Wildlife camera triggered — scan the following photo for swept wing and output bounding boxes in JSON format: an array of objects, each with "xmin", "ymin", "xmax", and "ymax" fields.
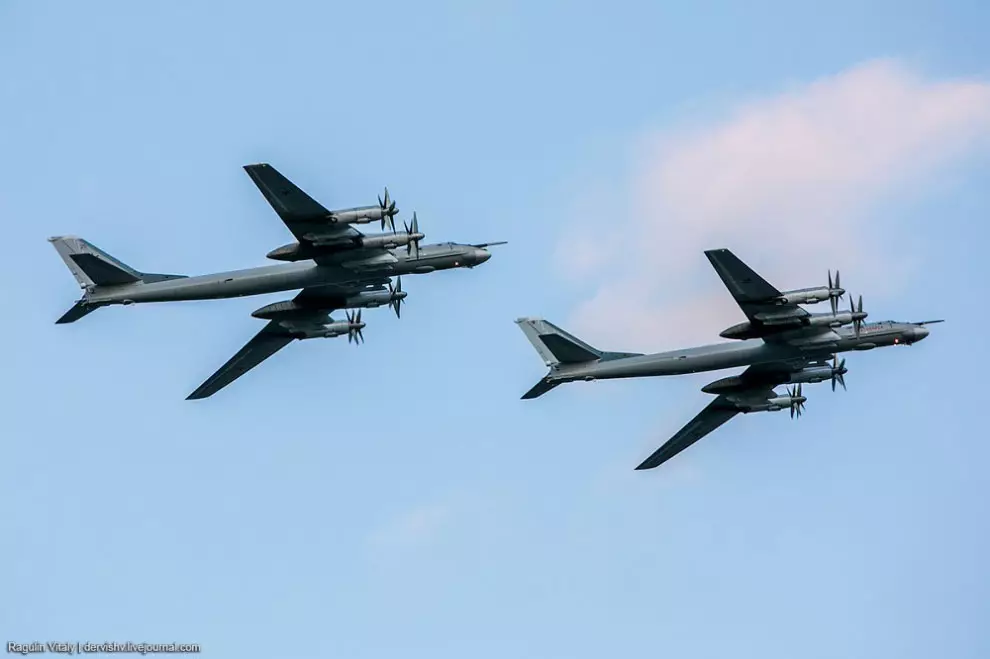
[
  {"xmin": 635, "ymin": 360, "xmax": 821, "ymax": 470},
  {"xmin": 705, "ymin": 248, "xmax": 839, "ymax": 345},
  {"xmin": 243, "ymin": 163, "xmax": 393, "ymax": 264},
  {"xmin": 186, "ymin": 281, "xmax": 387, "ymax": 400}
]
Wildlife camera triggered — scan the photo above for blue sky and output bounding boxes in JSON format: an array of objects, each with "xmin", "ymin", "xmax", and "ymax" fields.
[{"xmin": 2, "ymin": 1, "xmax": 988, "ymax": 657}]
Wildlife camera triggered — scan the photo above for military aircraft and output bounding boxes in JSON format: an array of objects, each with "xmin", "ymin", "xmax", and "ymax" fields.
[
  {"xmin": 51, "ymin": 163, "xmax": 504, "ymax": 399},
  {"xmin": 516, "ymin": 248, "xmax": 942, "ymax": 470}
]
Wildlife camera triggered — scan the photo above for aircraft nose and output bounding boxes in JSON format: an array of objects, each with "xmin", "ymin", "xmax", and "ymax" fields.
[
  {"xmin": 912, "ymin": 326, "xmax": 929, "ymax": 342},
  {"xmin": 474, "ymin": 248, "xmax": 491, "ymax": 264}
]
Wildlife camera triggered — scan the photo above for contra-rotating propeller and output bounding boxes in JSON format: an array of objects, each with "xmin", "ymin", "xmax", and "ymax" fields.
[
  {"xmin": 388, "ymin": 276, "xmax": 405, "ymax": 319},
  {"xmin": 378, "ymin": 187, "xmax": 398, "ymax": 232},
  {"xmin": 828, "ymin": 270, "xmax": 846, "ymax": 314},
  {"xmin": 404, "ymin": 212, "xmax": 422, "ymax": 259},
  {"xmin": 345, "ymin": 309, "xmax": 365, "ymax": 344},
  {"xmin": 850, "ymin": 294, "xmax": 866, "ymax": 336},
  {"xmin": 786, "ymin": 384, "xmax": 807, "ymax": 419},
  {"xmin": 831, "ymin": 356, "xmax": 848, "ymax": 392}
]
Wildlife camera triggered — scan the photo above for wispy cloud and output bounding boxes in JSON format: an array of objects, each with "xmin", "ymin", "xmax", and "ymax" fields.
[
  {"xmin": 557, "ymin": 60, "xmax": 990, "ymax": 351},
  {"xmin": 367, "ymin": 502, "xmax": 452, "ymax": 554}
]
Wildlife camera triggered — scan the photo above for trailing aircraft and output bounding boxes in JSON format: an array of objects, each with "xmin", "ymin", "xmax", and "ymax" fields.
[
  {"xmin": 51, "ymin": 163, "xmax": 504, "ymax": 399},
  {"xmin": 516, "ymin": 249, "xmax": 941, "ymax": 470}
]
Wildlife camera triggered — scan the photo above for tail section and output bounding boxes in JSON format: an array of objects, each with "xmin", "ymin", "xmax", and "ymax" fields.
[
  {"xmin": 521, "ymin": 376, "xmax": 562, "ymax": 400},
  {"xmin": 514, "ymin": 317, "xmax": 642, "ymax": 399},
  {"xmin": 49, "ymin": 236, "xmax": 142, "ymax": 288},
  {"xmin": 55, "ymin": 301, "xmax": 100, "ymax": 324},
  {"xmin": 49, "ymin": 236, "xmax": 187, "ymax": 323},
  {"xmin": 515, "ymin": 317, "xmax": 604, "ymax": 366}
]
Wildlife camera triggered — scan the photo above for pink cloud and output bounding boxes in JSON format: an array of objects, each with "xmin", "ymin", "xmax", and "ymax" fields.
[{"xmin": 559, "ymin": 60, "xmax": 990, "ymax": 349}]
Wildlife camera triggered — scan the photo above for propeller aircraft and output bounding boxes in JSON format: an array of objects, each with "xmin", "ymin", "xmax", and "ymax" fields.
[
  {"xmin": 516, "ymin": 248, "xmax": 942, "ymax": 470},
  {"xmin": 50, "ymin": 163, "xmax": 505, "ymax": 399}
]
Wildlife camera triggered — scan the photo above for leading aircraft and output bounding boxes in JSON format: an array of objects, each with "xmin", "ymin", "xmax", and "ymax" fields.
[
  {"xmin": 516, "ymin": 249, "xmax": 941, "ymax": 470},
  {"xmin": 51, "ymin": 163, "xmax": 504, "ymax": 399}
]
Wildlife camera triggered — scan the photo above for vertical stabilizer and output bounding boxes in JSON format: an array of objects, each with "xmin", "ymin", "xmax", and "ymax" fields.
[
  {"xmin": 514, "ymin": 317, "xmax": 603, "ymax": 366},
  {"xmin": 49, "ymin": 236, "xmax": 142, "ymax": 288}
]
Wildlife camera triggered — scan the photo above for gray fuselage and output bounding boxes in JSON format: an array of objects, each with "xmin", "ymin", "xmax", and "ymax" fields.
[
  {"xmin": 552, "ymin": 322, "xmax": 930, "ymax": 382},
  {"xmin": 87, "ymin": 242, "xmax": 490, "ymax": 305}
]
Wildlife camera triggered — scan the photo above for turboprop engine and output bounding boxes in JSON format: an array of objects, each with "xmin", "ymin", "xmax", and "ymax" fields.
[
  {"xmin": 266, "ymin": 214, "xmax": 425, "ymax": 262},
  {"xmin": 719, "ymin": 295, "xmax": 867, "ymax": 340},
  {"xmin": 251, "ymin": 279, "xmax": 407, "ymax": 320},
  {"xmin": 322, "ymin": 188, "xmax": 399, "ymax": 231},
  {"xmin": 737, "ymin": 385, "xmax": 806, "ymax": 417},
  {"xmin": 282, "ymin": 310, "xmax": 366, "ymax": 343},
  {"xmin": 773, "ymin": 270, "xmax": 846, "ymax": 312},
  {"xmin": 702, "ymin": 357, "xmax": 848, "ymax": 394}
]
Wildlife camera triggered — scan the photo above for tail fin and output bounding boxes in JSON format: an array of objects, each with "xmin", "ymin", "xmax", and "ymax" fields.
[
  {"xmin": 49, "ymin": 235, "xmax": 187, "ymax": 289},
  {"xmin": 515, "ymin": 317, "xmax": 605, "ymax": 366},
  {"xmin": 49, "ymin": 236, "xmax": 187, "ymax": 323},
  {"xmin": 515, "ymin": 318, "xmax": 642, "ymax": 400},
  {"xmin": 49, "ymin": 236, "xmax": 144, "ymax": 288}
]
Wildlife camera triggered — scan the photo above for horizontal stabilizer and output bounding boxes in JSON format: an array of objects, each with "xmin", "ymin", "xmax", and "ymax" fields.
[
  {"xmin": 521, "ymin": 377, "xmax": 561, "ymax": 400},
  {"xmin": 56, "ymin": 301, "xmax": 100, "ymax": 324}
]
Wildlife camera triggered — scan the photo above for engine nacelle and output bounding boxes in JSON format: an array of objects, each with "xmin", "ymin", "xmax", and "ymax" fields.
[
  {"xmin": 353, "ymin": 231, "xmax": 421, "ymax": 251},
  {"xmin": 719, "ymin": 322, "xmax": 758, "ymax": 340},
  {"xmin": 252, "ymin": 290, "xmax": 400, "ymax": 320},
  {"xmin": 774, "ymin": 287, "xmax": 831, "ymax": 306},
  {"xmin": 719, "ymin": 317, "xmax": 798, "ymax": 339},
  {"xmin": 252, "ymin": 300, "xmax": 308, "ymax": 319},
  {"xmin": 738, "ymin": 396, "xmax": 795, "ymax": 413},
  {"xmin": 288, "ymin": 321, "xmax": 352, "ymax": 340},
  {"xmin": 267, "ymin": 242, "xmax": 316, "ymax": 262},
  {"xmin": 702, "ymin": 366, "xmax": 834, "ymax": 394},
  {"xmin": 325, "ymin": 206, "xmax": 388, "ymax": 225},
  {"xmin": 266, "ymin": 230, "xmax": 423, "ymax": 262},
  {"xmin": 753, "ymin": 307, "xmax": 806, "ymax": 325},
  {"xmin": 805, "ymin": 311, "xmax": 853, "ymax": 328}
]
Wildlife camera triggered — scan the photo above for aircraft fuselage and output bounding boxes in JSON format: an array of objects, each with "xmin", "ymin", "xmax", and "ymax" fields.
[
  {"xmin": 86, "ymin": 243, "xmax": 490, "ymax": 305},
  {"xmin": 552, "ymin": 322, "xmax": 929, "ymax": 383}
]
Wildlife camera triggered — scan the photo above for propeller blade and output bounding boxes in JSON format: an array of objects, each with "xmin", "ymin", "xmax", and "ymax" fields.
[
  {"xmin": 828, "ymin": 269, "xmax": 833, "ymax": 290},
  {"xmin": 835, "ymin": 270, "xmax": 841, "ymax": 291}
]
